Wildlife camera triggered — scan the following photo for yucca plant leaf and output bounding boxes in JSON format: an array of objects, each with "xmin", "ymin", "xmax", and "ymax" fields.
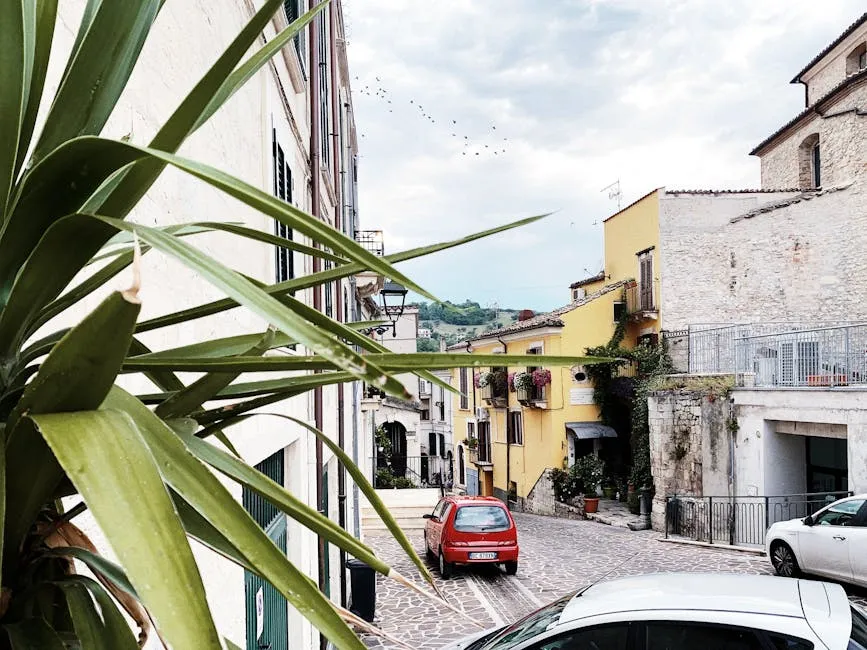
[
  {"xmin": 196, "ymin": 221, "xmax": 347, "ymax": 263},
  {"xmin": 90, "ymin": 0, "xmax": 325, "ymax": 220},
  {"xmin": 214, "ymin": 413, "xmax": 437, "ymax": 591},
  {"xmin": 182, "ymin": 432, "xmax": 391, "ymax": 574},
  {"xmin": 27, "ymin": 409, "xmax": 221, "ymax": 649},
  {"xmin": 0, "ymin": 141, "xmax": 144, "ymax": 307},
  {"xmin": 192, "ymin": 389, "xmax": 308, "ymax": 428},
  {"xmin": 0, "ymin": 1, "xmax": 27, "ymax": 211},
  {"xmin": 30, "ymin": 0, "xmax": 161, "ymax": 165},
  {"xmin": 139, "ymin": 372, "xmax": 354, "ymax": 405},
  {"xmin": 127, "ymin": 337, "xmax": 185, "ymax": 393},
  {"xmin": 124, "ymin": 353, "xmax": 612, "ymax": 373},
  {"xmin": 54, "ymin": 576, "xmax": 138, "ymax": 650},
  {"xmin": 136, "ymin": 213, "xmax": 546, "ymax": 333},
  {"xmin": 154, "ymin": 329, "xmax": 274, "ymax": 419},
  {"xmin": 45, "ymin": 547, "xmax": 138, "ymax": 601},
  {"xmin": 80, "ymin": 212, "xmax": 411, "ymax": 399},
  {"xmin": 102, "ymin": 387, "xmax": 366, "ymax": 650},
  {"xmin": 131, "ymin": 331, "xmax": 297, "ymax": 360},
  {"xmin": 4, "ymin": 617, "xmax": 66, "ymax": 649},
  {"xmin": 4, "ymin": 289, "xmax": 140, "ymax": 570},
  {"xmin": 14, "ymin": 0, "xmax": 58, "ymax": 182},
  {"xmin": 172, "ymin": 492, "xmax": 255, "ymax": 572}
]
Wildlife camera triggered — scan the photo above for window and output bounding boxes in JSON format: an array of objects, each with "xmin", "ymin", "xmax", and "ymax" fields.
[
  {"xmin": 508, "ymin": 412, "xmax": 523, "ymax": 445},
  {"xmin": 317, "ymin": 14, "xmax": 330, "ymax": 167},
  {"xmin": 428, "ymin": 432, "xmax": 438, "ymax": 457},
  {"xmin": 420, "ymin": 409, "xmax": 430, "ymax": 421},
  {"xmin": 846, "ymin": 43, "xmax": 867, "ymax": 75},
  {"xmin": 437, "ymin": 387, "xmax": 446, "ymax": 421},
  {"xmin": 453, "ymin": 506, "xmax": 510, "ymax": 533},
  {"xmin": 477, "ymin": 422, "xmax": 491, "ymax": 463},
  {"xmin": 533, "ymin": 625, "xmax": 630, "ymax": 650},
  {"xmin": 638, "ymin": 250, "xmax": 654, "ymax": 311},
  {"xmin": 459, "ymin": 368, "xmax": 469, "ymax": 410},
  {"xmin": 431, "ymin": 499, "xmax": 448, "ymax": 520},
  {"xmin": 851, "ymin": 604, "xmax": 867, "ymax": 650},
  {"xmin": 767, "ymin": 634, "xmax": 814, "ymax": 650},
  {"xmin": 476, "ymin": 593, "xmax": 574, "ymax": 650},
  {"xmin": 645, "ymin": 622, "xmax": 764, "ymax": 650},
  {"xmin": 272, "ymin": 133, "xmax": 294, "ymax": 283},
  {"xmin": 324, "ymin": 258, "xmax": 333, "ymax": 318},
  {"xmin": 439, "ymin": 433, "xmax": 446, "ymax": 458},
  {"xmin": 814, "ymin": 499, "xmax": 865, "ymax": 526},
  {"xmin": 283, "ymin": 0, "xmax": 307, "ymax": 75},
  {"xmin": 526, "ymin": 347, "xmax": 544, "ymax": 401},
  {"xmin": 798, "ymin": 133, "xmax": 821, "ymax": 189}
]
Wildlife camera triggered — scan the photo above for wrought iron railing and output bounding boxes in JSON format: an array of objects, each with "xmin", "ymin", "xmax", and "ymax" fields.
[
  {"xmin": 354, "ymin": 230, "xmax": 384, "ymax": 256},
  {"xmin": 372, "ymin": 455, "xmax": 453, "ymax": 489},
  {"xmin": 664, "ymin": 491, "xmax": 853, "ymax": 547}
]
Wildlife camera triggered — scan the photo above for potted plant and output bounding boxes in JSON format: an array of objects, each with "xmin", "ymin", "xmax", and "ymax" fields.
[
  {"xmin": 573, "ymin": 455, "xmax": 606, "ymax": 514},
  {"xmin": 532, "ymin": 368, "xmax": 552, "ymax": 392},
  {"xmin": 489, "ymin": 368, "xmax": 509, "ymax": 407},
  {"xmin": 475, "ymin": 370, "xmax": 494, "ymax": 401},
  {"xmin": 513, "ymin": 371, "xmax": 535, "ymax": 403},
  {"xmin": 602, "ymin": 477, "xmax": 617, "ymax": 500},
  {"xmin": 464, "ymin": 437, "xmax": 479, "ymax": 450}
]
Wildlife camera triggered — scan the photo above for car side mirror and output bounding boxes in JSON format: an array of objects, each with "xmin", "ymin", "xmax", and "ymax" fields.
[
  {"xmin": 422, "ymin": 514, "xmax": 433, "ymax": 519},
  {"xmin": 803, "ymin": 515, "xmax": 814, "ymax": 526}
]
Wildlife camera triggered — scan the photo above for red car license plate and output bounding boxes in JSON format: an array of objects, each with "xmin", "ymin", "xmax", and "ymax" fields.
[{"xmin": 469, "ymin": 552, "xmax": 497, "ymax": 560}]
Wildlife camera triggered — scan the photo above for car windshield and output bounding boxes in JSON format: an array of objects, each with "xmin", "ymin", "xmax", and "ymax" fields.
[
  {"xmin": 850, "ymin": 604, "xmax": 867, "ymax": 650},
  {"xmin": 454, "ymin": 505, "xmax": 511, "ymax": 532},
  {"xmin": 474, "ymin": 593, "xmax": 574, "ymax": 650}
]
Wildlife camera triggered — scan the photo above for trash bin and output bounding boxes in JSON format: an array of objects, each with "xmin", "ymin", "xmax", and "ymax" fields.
[{"xmin": 346, "ymin": 559, "xmax": 376, "ymax": 623}]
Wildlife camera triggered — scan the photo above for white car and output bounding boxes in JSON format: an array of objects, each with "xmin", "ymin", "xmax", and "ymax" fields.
[
  {"xmin": 444, "ymin": 573, "xmax": 866, "ymax": 650},
  {"xmin": 766, "ymin": 494, "xmax": 867, "ymax": 587}
]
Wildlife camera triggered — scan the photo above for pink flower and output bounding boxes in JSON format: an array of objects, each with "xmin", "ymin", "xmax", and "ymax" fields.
[{"xmin": 532, "ymin": 368, "xmax": 552, "ymax": 388}]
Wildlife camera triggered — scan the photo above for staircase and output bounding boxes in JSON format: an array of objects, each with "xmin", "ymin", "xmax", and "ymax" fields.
[{"xmin": 360, "ymin": 488, "xmax": 442, "ymax": 538}]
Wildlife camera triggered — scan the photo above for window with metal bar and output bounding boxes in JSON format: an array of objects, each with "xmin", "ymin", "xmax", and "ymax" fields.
[
  {"xmin": 317, "ymin": 13, "xmax": 330, "ymax": 167},
  {"xmin": 272, "ymin": 132, "xmax": 294, "ymax": 284},
  {"xmin": 283, "ymin": 0, "xmax": 307, "ymax": 77}
]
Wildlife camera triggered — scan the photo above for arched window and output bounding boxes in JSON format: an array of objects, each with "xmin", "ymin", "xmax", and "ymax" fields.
[
  {"xmin": 846, "ymin": 43, "xmax": 867, "ymax": 75},
  {"xmin": 798, "ymin": 134, "xmax": 821, "ymax": 189}
]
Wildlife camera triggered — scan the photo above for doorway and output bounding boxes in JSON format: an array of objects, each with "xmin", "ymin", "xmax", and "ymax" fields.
[{"xmin": 806, "ymin": 437, "xmax": 848, "ymax": 493}]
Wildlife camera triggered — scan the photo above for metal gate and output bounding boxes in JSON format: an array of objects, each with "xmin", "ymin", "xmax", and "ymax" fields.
[{"xmin": 243, "ymin": 451, "xmax": 289, "ymax": 650}]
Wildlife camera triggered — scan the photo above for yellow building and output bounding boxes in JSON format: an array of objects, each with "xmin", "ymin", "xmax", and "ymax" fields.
[{"xmin": 451, "ymin": 189, "xmax": 664, "ymax": 503}]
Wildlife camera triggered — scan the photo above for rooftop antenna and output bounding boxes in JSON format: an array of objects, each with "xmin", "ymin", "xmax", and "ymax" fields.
[{"xmin": 601, "ymin": 180, "xmax": 622, "ymax": 211}]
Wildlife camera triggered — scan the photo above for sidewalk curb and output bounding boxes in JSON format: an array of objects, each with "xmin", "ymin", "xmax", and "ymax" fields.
[{"xmin": 658, "ymin": 537, "xmax": 766, "ymax": 556}]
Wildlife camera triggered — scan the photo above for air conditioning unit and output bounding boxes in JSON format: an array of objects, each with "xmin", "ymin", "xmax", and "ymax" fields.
[{"xmin": 475, "ymin": 407, "xmax": 489, "ymax": 421}]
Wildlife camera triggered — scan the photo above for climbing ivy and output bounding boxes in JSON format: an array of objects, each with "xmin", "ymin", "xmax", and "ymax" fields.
[{"xmin": 584, "ymin": 293, "xmax": 673, "ymax": 492}]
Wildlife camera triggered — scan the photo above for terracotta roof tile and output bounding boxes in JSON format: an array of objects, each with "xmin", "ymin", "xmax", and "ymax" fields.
[
  {"xmin": 569, "ymin": 271, "xmax": 605, "ymax": 289},
  {"xmin": 665, "ymin": 188, "xmax": 801, "ymax": 195},
  {"xmin": 791, "ymin": 13, "xmax": 867, "ymax": 83}
]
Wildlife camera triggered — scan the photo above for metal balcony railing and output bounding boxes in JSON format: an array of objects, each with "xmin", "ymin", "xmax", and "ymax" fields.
[
  {"xmin": 686, "ymin": 321, "xmax": 861, "ymax": 376},
  {"xmin": 736, "ymin": 322, "xmax": 867, "ymax": 388},
  {"xmin": 354, "ymin": 230, "xmax": 384, "ymax": 256}
]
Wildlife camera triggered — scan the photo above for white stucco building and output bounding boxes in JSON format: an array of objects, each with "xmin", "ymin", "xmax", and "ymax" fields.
[
  {"xmin": 39, "ymin": 2, "xmax": 371, "ymax": 648},
  {"xmin": 647, "ymin": 12, "xmax": 867, "ymax": 537}
]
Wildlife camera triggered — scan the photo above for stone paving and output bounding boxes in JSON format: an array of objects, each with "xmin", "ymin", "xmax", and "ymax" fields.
[{"xmin": 359, "ymin": 512, "xmax": 867, "ymax": 649}]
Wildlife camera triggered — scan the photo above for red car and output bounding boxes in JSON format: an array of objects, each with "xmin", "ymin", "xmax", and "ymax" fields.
[{"xmin": 423, "ymin": 496, "xmax": 519, "ymax": 578}]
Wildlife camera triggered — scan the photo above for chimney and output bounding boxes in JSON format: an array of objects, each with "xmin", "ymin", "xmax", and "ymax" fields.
[{"xmin": 517, "ymin": 309, "xmax": 535, "ymax": 322}]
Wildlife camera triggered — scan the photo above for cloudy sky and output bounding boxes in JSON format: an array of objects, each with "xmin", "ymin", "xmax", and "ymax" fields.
[{"xmin": 345, "ymin": 1, "xmax": 863, "ymax": 312}]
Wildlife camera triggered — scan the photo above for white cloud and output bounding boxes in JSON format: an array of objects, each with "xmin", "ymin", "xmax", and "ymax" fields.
[{"xmin": 345, "ymin": 0, "xmax": 864, "ymax": 310}]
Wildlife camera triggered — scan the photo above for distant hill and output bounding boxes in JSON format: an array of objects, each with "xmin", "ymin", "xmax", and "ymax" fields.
[{"xmin": 411, "ymin": 301, "xmax": 520, "ymax": 350}]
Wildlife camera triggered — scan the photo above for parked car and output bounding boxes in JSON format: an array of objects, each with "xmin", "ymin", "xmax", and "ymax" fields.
[
  {"xmin": 443, "ymin": 573, "xmax": 867, "ymax": 650},
  {"xmin": 423, "ymin": 496, "xmax": 518, "ymax": 578},
  {"xmin": 766, "ymin": 493, "xmax": 866, "ymax": 587}
]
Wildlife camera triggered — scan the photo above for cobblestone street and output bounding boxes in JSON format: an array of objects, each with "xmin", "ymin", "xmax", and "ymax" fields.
[{"xmin": 361, "ymin": 513, "xmax": 867, "ymax": 649}]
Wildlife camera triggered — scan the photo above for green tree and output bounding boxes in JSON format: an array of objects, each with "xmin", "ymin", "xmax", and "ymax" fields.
[{"xmin": 416, "ymin": 338, "xmax": 440, "ymax": 352}]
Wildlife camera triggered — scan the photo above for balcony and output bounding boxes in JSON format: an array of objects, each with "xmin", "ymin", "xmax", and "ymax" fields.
[
  {"xmin": 626, "ymin": 279, "xmax": 659, "ymax": 319},
  {"xmin": 354, "ymin": 230, "xmax": 384, "ymax": 256},
  {"xmin": 736, "ymin": 323, "xmax": 867, "ymax": 388}
]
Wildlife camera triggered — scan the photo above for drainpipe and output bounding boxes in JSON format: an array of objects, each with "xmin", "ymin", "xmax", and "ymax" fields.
[
  {"xmin": 498, "ymin": 337, "xmax": 511, "ymax": 507},
  {"xmin": 329, "ymin": 0, "xmax": 348, "ymax": 610},
  {"xmin": 308, "ymin": 12, "xmax": 327, "ymax": 643}
]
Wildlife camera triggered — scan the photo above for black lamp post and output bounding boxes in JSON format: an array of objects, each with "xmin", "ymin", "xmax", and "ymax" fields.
[{"xmin": 362, "ymin": 281, "xmax": 407, "ymax": 337}]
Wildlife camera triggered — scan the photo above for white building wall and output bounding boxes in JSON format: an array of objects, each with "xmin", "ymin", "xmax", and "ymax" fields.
[
  {"xmin": 757, "ymin": 83, "xmax": 867, "ymax": 190},
  {"xmin": 799, "ymin": 23, "xmax": 867, "ymax": 105},
  {"xmin": 39, "ymin": 2, "xmax": 360, "ymax": 649},
  {"xmin": 732, "ymin": 388, "xmax": 867, "ymax": 496}
]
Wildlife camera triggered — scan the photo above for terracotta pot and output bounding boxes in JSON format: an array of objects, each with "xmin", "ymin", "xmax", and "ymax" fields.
[{"xmin": 584, "ymin": 497, "xmax": 600, "ymax": 514}]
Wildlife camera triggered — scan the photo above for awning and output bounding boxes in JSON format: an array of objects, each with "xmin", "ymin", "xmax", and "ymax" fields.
[{"xmin": 565, "ymin": 422, "xmax": 618, "ymax": 439}]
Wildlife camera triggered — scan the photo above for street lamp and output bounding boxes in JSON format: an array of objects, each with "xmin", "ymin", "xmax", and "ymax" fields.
[{"xmin": 362, "ymin": 281, "xmax": 408, "ymax": 337}]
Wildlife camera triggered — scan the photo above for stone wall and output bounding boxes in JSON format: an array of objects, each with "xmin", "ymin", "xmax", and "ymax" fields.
[
  {"xmin": 659, "ymin": 183, "xmax": 867, "ymax": 333},
  {"xmin": 757, "ymin": 83, "xmax": 867, "ymax": 190},
  {"xmin": 801, "ymin": 25, "xmax": 867, "ymax": 105},
  {"xmin": 648, "ymin": 385, "xmax": 733, "ymax": 531},
  {"xmin": 522, "ymin": 469, "xmax": 585, "ymax": 519}
]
